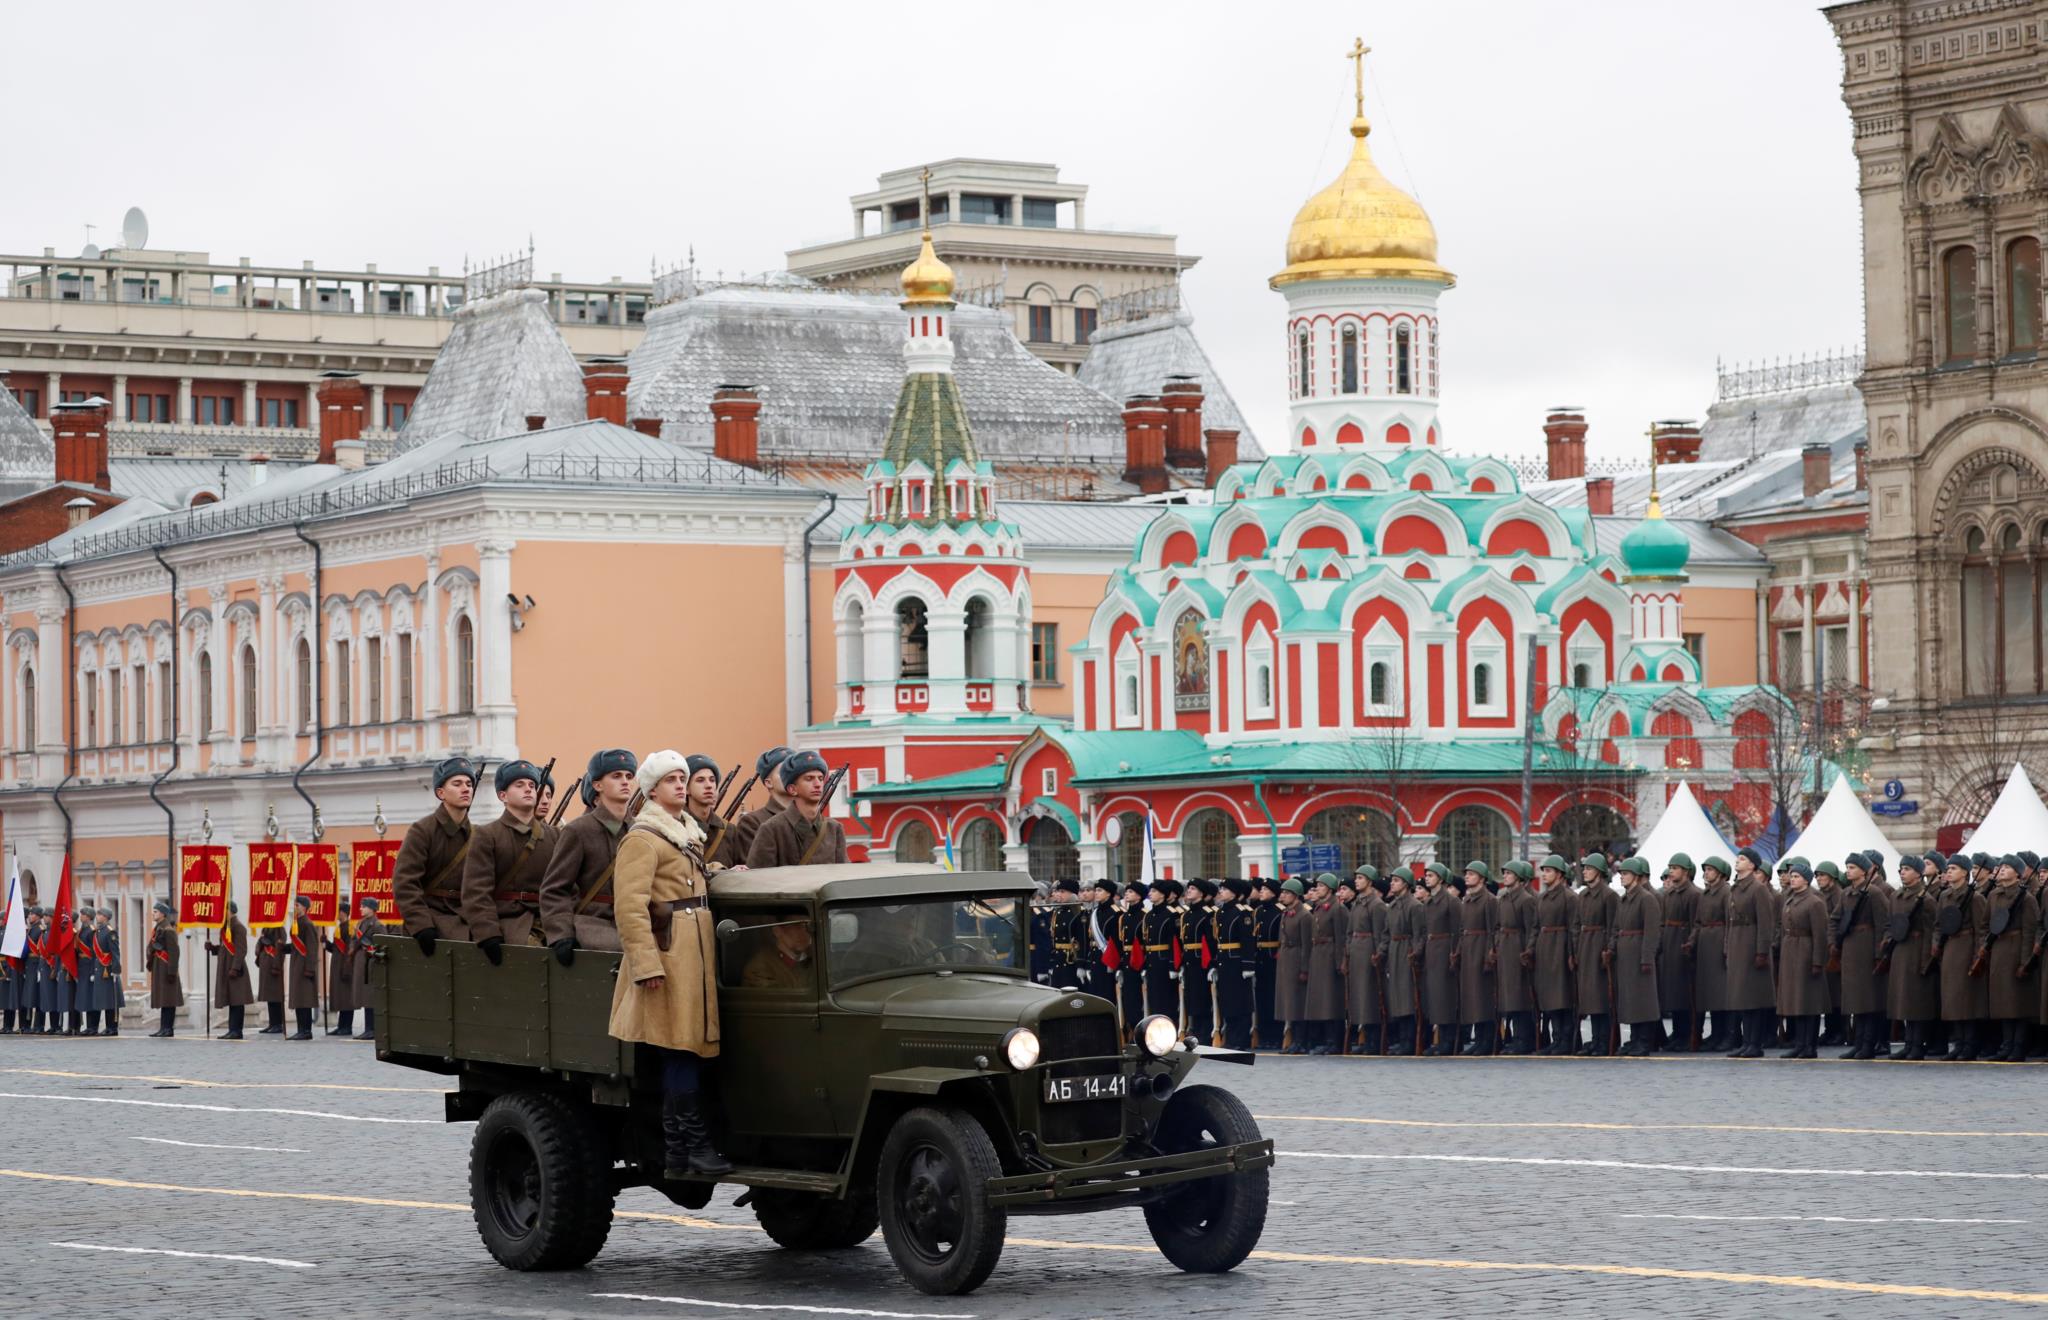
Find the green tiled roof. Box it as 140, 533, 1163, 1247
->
874, 372, 980, 524
856, 761, 1008, 798
1069, 734, 1629, 786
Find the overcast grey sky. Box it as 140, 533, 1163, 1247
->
7, 1, 1862, 464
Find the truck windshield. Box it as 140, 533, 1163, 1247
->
826, 895, 1024, 986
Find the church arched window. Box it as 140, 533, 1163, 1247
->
896, 599, 930, 680
1572, 661, 1592, 689
1944, 245, 1977, 364
1394, 324, 1412, 394
1341, 324, 1359, 394
963, 597, 992, 679
843, 600, 865, 687
1369, 661, 1389, 707
1472, 663, 1492, 708
2007, 237, 2041, 353
1297, 330, 1311, 397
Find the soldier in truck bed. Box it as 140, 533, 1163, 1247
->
745, 751, 847, 868
461, 759, 559, 963
540, 748, 640, 964
723, 746, 796, 867
394, 757, 478, 954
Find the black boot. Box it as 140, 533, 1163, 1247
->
1892, 1020, 1919, 1061
288, 1007, 312, 1041
150, 1006, 175, 1038
328, 1010, 353, 1037
220, 1004, 245, 1040
1953, 1021, 1981, 1062
0, 1010, 13, 1034
357, 1007, 376, 1041
663, 1091, 734, 1178
259, 1002, 283, 1034
103, 1013, 118, 1036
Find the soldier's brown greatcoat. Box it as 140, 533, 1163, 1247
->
1383, 891, 1419, 1017
745, 806, 848, 869
255, 927, 285, 1004
1275, 902, 1309, 1022
538, 807, 631, 951
1305, 899, 1345, 1022
327, 921, 361, 1014
1612, 883, 1662, 1025
1936, 884, 1990, 1022
1573, 881, 1616, 1013
211, 917, 255, 1007
1985, 880, 2040, 1020
287, 915, 321, 1011
1494, 883, 1536, 1013
392, 805, 473, 940
724, 801, 787, 873
460, 813, 558, 947
1883, 879, 1940, 1023
1532, 878, 1574, 1012
147, 919, 183, 1009
1455, 885, 1499, 1026
1420, 888, 1460, 1028
1689, 871, 1732, 1012
1724, 871, 1779, 1012
1777, 888, 1830, 1017
606, 806, 720, 1056
1343, 891, 1386, 1026
1656, 875, 1696, 1013
1835, 878, 1891, 1016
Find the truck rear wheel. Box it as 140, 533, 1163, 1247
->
469, 1091, 615, 1271
876, 1106, 1007, 1295
752, 1187, 879, 1249
1142, 1084, 1268, 1274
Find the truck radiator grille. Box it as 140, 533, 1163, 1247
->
1038, 1014, 1119, 1063
1040, 1099, 1123, 1144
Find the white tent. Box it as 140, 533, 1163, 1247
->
1958, 763, 2048, 858
1784, 776, 1902, 880
1638, 781, 1735, 884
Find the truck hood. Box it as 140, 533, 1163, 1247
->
833, 973, 1062, 1029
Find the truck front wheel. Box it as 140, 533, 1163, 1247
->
752, 1187, 879, 1249
469, 1091, 615, 1271
876, 1106, 1007, 1295
1142, 1084, 1269, 1274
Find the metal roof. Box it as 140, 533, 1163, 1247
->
812, 495, 1166, 553
0, 381, 52, 484
1075, 309, 1258, 449
395, 287, 588, 451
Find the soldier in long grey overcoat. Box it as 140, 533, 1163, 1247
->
72, 905, 100, 1035
1689, 856, 1734, 1049
1881, 856, 1941, 1059
1934, 857, 1991, 1061
89, 908, 123, 1034
1382, 872, 1420, 1055
1722, 848, 1779, 1058
1610, 858, 1663, 1054
1532, 856, 1575, 1053
1454, 862, 1500, 1054
1302, 875, 1345, 1054
1835, 854, 1893, 1059
1493, 861, 1538, 1055
1573, 854, 1617, 1056
1657, 854, 1698, 1050
1776, 860, 1829, 1058
146, 900, 182, 1037
285, 895, 321, 1040
1274, 878, 1309, 1050
1419, 865, 1461, 1055
1984, 857, 2041, 1062
1342, 868, 1387, 1055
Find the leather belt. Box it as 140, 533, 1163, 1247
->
661, 898, 708, 915
1428, 933, 1453, 940
499, 891, 542, 905
1663, 921, 1686, 927
1312, 937, 1333, 945
1850, 922, 1872, 932
1540, 925, 1569, 932
1617, 929, 1645, 938
1697, 921, 1725, 927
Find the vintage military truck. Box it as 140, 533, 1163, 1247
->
372, 863, 1273, 1295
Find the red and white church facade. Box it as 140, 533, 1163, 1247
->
810, 82, 1786, 889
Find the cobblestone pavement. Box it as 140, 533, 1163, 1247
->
2, 1028, 2045, 1319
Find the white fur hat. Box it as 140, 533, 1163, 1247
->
637, 748, 688, 794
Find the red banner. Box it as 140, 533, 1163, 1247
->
247, 843, 295, 929
350, 839, 402, 924
177, 846, 230, 930
295, 843, 340, 927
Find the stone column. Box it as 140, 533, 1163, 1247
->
1909, 233, 1932, 368
176, 377, 193, 425
370, 383, 386, 430
1974, 207, 1997, 362
862, 611, 898, 718
34, 593, 64, 783
208, 587, 233, 763
303, 381, 320, 433
926, 605, 967, 716
476, 537, 518, 756
990, 614, 1021, 715
241, 380, 257, 429
112, 373, 129, 423
257, 571, 281, 763
421, 550, 441, 723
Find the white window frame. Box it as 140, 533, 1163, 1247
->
1246, 627, 1276, 719
1566, 621, 1604, 692
1467, 621, 1507, 719
1113, 634, 1142, 730
1778, 629, 1806, 690
1041, 767, 1058, 796
1361, 618, 1403, 717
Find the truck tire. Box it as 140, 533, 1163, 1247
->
469, 1091, 615, 1271
1142, 1084, 1268, 1274
875, 1106, 1007, 1295
752, 1187, 879, 1249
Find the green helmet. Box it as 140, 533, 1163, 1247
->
1618, 856, 1652, 877
1701, 855, 1732, 878
1506, 860, 1535, 881
1581, 852, 1611, 876
1539, 854, 1570, 874
1311, 872, 1339, 891
1463, 859, 1493, 882
1424, 861, 1453, 883
1354, 864, 1380, 883
1667, 851, 1695, 874
1281, 877, 1306, 897
1813, 859, 1842, 881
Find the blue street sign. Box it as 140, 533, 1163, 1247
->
1280, 846, 1311, 872
1872, 800, 1919, 817
1883, 779, 1906, 802
1310, 844, 1344, 870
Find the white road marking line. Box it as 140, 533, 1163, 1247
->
1621, 1213, 2026, 1225
128, 1136, 307, 1154
52, 1241, 315, 1269
592, 1293, 972, 1319
0, 1092, 433, 1125
1281, 1151, 2048, 1181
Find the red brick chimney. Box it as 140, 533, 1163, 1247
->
1160, 376, 1205, 470
1854, 440, 1868, 492
1585, 475, 1614, 516
51, 397, 111, 491
1543, 407, 1587, 481
1650, 419, 1703, 465
711, 385, 762, 467
582, 358, 628, 425
1802, 443, 1832, 498
315, 373, 366, 465
1204, 428, 1240, 488
1121, 395, 1168, 494
631, 417, 663, 438
525, 415, 547, 431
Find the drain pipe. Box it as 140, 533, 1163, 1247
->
50, 559, 77, 861
800, 492, 839, 729
289, 523, 324, 840
148, 547, 181, 904
1250, 774, 1281, 881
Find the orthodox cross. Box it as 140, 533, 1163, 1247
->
920, 166, 933, 230
1348, 37, 1371, 118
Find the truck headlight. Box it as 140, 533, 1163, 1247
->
1138, 1014, 1179, 1058
1002, 1027, 1040, 1071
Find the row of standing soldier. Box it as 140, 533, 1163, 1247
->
1030, 844, 2048, 1062
0, 906, 125, 1035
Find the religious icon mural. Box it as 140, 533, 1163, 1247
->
1173, 608, 1209, 711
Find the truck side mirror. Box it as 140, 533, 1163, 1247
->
715, 919, 740, 943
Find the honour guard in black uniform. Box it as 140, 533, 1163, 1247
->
1212, 878, 1256, 1049
1140, 878, 1182, 1024
1180, 879, 1218, 1045
21, 908, 46, 1032
73, 904, 101, 1035
1115, 881, 1146, 1035
1048, 878, 1084, 990
1252, 879, 1282, 1048
1028, 889, 1054, 984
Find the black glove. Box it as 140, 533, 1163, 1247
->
477, 936, 504, 966
413, 928, 438, 957
551, 937, 576, 967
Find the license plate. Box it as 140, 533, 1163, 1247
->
1044, 1072, 1128, 1103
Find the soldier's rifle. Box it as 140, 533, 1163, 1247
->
821, 763, 851, 811
721, 772, 759, 822
708, 764, 741, 817
548, 775, 583, 827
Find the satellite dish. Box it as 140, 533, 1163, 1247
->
121, 206, 148, 250
80, 244, 100, 260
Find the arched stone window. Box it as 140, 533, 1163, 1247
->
333, 639, 352, 726
1301, 805, 1397, 876
296, 637, 313, 732
1341, 323, 1359, 394
843, 600, 865, 686
894, 819, 936, 865
2008, 237, 2041, 352
1297, 329, 1311, 397
1369, 661, 1389, 707
896, 599, 930, 679
964, 597, 992, 680
1547, 802, 1632, 864
1572, 661, 1592, 688
1246, 628, 1275, 719
1025, 816, 1079, 890
1944, 245, 1977, 364
454, 615, 477, 714
1395, 324, 1413, 394
1180, 807, 1241, 878
196, 651, 214, 738
958, 818, 1004, 873
239, 644, 258, 739
1436, 805, 1511, 875
1108, 810, 1147, 888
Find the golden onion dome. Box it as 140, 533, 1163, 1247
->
899, 230, 956, 306
1272, 116, 1453, 289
